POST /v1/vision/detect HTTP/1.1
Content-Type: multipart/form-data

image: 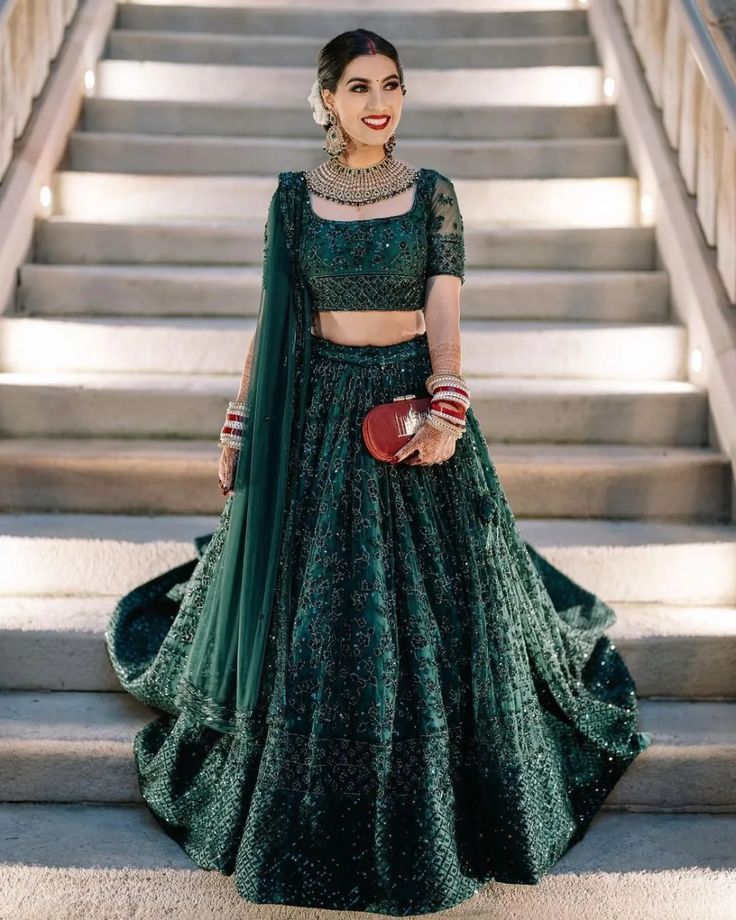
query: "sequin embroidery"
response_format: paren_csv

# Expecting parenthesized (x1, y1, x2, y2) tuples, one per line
(298, 167, 466, 312)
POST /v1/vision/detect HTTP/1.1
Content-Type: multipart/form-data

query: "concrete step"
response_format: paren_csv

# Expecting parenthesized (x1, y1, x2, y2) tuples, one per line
(2, 595, 734, 697)
(609, 603, 736, 699)
(0, 514, 734, 603)
(17, 264, 670, 323)
(34, 219, 658, 270)
(0, 371, 708, 445)
(0, 692, 153, 803)
(51, 171, 641, 225)
(95, 61, 604, 107)
(0, 692, 733, 808)
(0, 317, 687, 380)
(81, 98, 619, 139)
(115, 6, 591, 40)
(65, 132, 630, 179)
(0, 439, 729, 520)
(1, 807, 732, 920)
(106, 30, 599, 68)
(0, 596, 119, 692)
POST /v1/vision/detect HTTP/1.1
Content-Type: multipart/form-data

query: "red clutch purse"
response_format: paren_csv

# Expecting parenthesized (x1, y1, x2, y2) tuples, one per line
(361, 394, 433, 462)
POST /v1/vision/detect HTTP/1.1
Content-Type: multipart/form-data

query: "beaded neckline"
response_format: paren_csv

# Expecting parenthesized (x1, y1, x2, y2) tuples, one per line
(303, 167, 425, 226)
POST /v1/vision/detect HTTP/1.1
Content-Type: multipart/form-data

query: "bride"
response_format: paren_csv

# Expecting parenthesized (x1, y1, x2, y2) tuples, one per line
(105, 26, 652, 917)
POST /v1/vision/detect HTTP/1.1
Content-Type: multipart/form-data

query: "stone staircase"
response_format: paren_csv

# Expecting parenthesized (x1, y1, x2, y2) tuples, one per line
(0, 2, 735, 917)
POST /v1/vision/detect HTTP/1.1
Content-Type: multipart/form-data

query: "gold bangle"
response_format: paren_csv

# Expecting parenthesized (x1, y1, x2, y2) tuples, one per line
(426, 414, 463, 439)
(426, 373, 470, 396)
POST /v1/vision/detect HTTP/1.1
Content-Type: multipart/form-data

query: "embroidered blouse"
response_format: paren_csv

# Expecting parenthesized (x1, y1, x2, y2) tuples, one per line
(296, 166, 465, 312)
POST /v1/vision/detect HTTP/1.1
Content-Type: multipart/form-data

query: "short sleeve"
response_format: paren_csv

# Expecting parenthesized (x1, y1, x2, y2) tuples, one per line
(426, 173, 465, 285)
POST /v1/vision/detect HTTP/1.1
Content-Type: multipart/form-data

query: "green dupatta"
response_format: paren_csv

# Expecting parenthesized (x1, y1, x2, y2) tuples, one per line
(179, 171, 312, 728)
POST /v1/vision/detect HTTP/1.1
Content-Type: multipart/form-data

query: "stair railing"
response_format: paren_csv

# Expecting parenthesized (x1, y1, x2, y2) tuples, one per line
(0, 0, 114, 315)
(0, 0, 80, 183)
(589, 0, 736, 518)
(617, 0, 736, 304)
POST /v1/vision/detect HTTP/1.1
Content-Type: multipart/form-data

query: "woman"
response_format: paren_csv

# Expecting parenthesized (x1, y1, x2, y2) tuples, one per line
(105, 27, 652, 916)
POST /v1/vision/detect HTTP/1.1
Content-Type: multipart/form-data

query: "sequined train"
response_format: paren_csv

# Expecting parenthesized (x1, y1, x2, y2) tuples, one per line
(105, 329, 652, 917)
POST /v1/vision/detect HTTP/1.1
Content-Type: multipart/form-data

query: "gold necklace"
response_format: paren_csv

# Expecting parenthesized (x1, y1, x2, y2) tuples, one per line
(305, 153, 420, 206)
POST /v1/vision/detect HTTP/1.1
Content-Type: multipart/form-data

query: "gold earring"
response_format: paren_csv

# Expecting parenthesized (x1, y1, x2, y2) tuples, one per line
(323, 110, 347, 158)
(384, 133, 397, 154)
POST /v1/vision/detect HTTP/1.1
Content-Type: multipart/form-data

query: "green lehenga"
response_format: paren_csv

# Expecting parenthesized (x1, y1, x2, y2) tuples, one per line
(105, 167, 652, 916)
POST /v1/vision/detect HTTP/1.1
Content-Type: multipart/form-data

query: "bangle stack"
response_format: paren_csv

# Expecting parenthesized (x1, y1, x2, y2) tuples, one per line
(219, 399, 248, 449)
(424, 373, 471, 440)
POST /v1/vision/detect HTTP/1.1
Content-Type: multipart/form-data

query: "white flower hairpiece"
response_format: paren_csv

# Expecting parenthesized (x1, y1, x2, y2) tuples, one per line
(307, 78, 331, 126)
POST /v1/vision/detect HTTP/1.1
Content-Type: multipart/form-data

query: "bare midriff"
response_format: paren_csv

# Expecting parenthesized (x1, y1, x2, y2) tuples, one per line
(312, 309, 426, 346)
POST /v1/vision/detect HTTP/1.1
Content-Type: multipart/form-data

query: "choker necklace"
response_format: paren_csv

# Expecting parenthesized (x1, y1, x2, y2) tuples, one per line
(305, 153, 420, 206)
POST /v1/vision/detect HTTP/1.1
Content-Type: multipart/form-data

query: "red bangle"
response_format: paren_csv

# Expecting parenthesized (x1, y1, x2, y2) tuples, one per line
(432, 404, 466, 422)
(431, 398, 466, 416)
(432, 384, 469, 399)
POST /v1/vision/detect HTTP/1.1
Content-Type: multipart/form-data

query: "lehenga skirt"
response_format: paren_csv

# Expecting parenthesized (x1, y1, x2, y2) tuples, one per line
(105, 329, 652, 917)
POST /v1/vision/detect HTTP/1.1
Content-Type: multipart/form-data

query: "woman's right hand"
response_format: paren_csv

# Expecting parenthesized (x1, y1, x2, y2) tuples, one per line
(218, 445, 239, 497)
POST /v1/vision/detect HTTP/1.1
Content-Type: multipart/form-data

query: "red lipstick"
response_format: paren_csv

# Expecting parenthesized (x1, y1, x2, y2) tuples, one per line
(361, 115, 391, 130)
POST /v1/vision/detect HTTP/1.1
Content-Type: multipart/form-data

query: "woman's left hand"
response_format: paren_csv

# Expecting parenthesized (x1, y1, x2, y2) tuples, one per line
(391, 420, 458, 466)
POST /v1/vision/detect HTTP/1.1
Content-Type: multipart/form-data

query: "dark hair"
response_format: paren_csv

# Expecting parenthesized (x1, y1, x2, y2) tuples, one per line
(316, 29, 406, 131)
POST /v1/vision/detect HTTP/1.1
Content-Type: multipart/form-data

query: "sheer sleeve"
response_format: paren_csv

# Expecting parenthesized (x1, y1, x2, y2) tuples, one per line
(426, 172, 465, 285)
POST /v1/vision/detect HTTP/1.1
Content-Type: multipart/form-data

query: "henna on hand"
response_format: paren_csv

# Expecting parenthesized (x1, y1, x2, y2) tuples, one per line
(391, 421, 457, 466)
(427, 335, 462, 378)
(218, 445, 238, 496)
